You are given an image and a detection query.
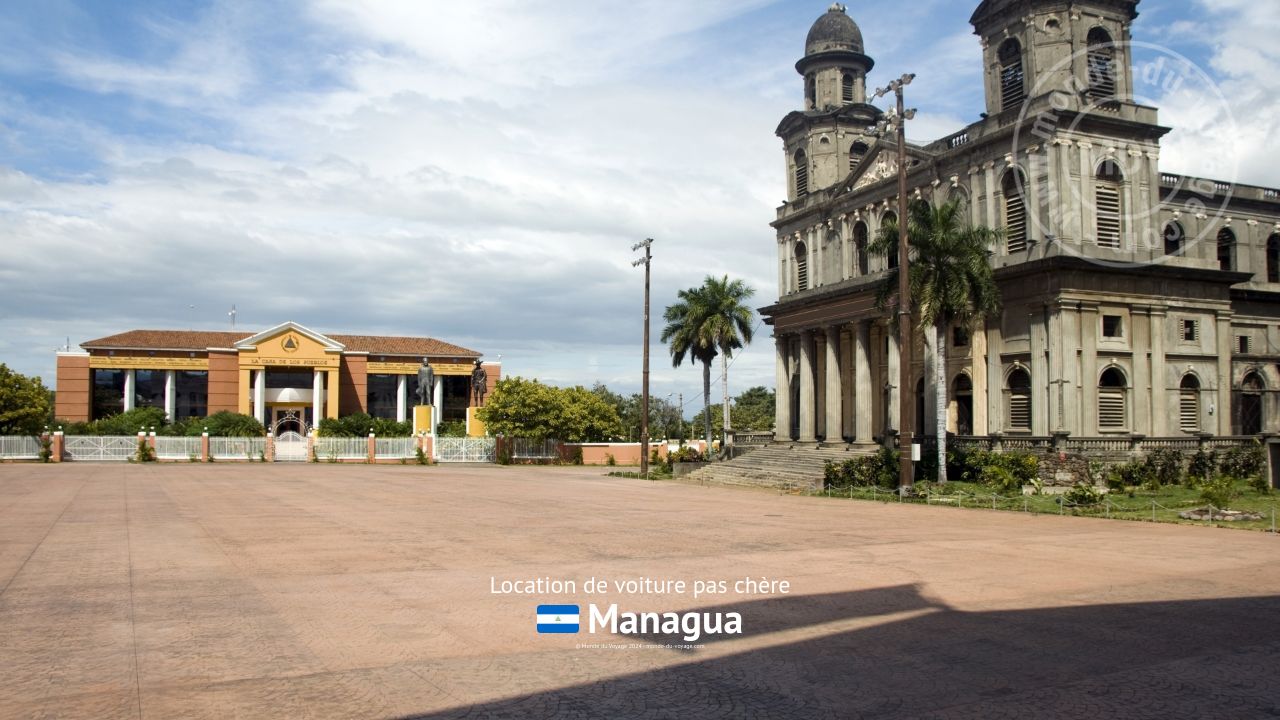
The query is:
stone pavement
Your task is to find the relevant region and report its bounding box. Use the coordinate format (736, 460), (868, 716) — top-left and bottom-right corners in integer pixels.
(0, 463), (1278, 719)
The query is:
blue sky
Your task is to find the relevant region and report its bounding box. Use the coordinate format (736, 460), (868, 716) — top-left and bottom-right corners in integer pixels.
(2, 0), (1277, 417)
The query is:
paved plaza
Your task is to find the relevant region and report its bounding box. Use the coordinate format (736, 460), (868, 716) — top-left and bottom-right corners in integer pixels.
(1, 463), (1278, 719)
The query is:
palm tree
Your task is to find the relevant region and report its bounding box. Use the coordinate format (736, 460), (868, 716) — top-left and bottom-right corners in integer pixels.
(870, 199), (1001, 483)
(661, 276), (755, 450)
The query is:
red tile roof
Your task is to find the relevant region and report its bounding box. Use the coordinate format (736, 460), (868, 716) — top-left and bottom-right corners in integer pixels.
(80, 329), (481, 358)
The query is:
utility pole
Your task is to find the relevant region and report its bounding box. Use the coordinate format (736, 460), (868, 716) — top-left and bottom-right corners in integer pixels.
(874, 73), (917, 493)
(632, 239), (654, 477)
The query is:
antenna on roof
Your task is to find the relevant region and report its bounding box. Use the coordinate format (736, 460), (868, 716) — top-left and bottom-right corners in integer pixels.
(229, 304), (237, 329)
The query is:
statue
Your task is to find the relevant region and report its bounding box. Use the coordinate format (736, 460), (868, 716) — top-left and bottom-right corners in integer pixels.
(471, 360), (488, 406)
(416, 359), (435, 406)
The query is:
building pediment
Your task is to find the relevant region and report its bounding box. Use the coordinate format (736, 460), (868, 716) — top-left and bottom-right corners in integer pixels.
(840, 141), (935, 194)
(233, 321), (345, 353)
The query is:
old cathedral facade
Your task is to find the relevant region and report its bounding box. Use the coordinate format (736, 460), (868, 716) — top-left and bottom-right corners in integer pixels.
(763, 1), (1279, 445)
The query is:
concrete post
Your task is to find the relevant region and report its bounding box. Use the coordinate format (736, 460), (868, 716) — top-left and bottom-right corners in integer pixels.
(253, 370), (266, 427)
(52, 431), (63, 463)
(396, 374), (408, 423)
(164, 370), (176, 420)
(312, 370), (325, 428)
(123, 369), (136, 412)
(368, 433), (377, 463)
(201, 432), (209, 462)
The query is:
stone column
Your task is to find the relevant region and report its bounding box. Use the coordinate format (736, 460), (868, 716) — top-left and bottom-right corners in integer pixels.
(1216, 312), (1233, 435)
(1131, 306), (1151, 435)
(854, 321), (873, 443)
(1079, 142), (1095, 244)
(778, 238), (788, 296)
(986, 320), (1003, 433)
(164, 370), (176, 420)
(1047, 304), (1064, 433)
(253, 369), (266, 426)
(1149, 308), (1167, 435)
(983, 161), (997, 230)
(123, 369), (136, 412)
(1080, 303), (1099, 435)
(775, 337), (792, 440)
(798, 331), (817, 442)
(433, 375), (444, 432)
(886, 329), (900, 433)
(396, 374), (408, 423)
(922, 324), (938, 436)
(313, 370), (325, 427)
(824, 326), (843, 442)
(1030, 308), (1049, 435)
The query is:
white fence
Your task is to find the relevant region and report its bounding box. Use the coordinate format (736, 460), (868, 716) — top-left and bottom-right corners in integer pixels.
(511, 438), (559, 460)
(315, 437), (369, 460)
(437, 437), (496, 463)
(65, 435), (136, 462)
(0, 436), (41, 459)
(375, 437), (416, 459)
(156, 436), (202, 460)
(210, 437), (267, 461)
(274, 432), (309, 462)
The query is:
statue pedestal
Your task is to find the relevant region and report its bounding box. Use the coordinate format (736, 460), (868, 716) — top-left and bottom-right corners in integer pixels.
(413, 406), (434, 436)
(467, 407), (486, 438)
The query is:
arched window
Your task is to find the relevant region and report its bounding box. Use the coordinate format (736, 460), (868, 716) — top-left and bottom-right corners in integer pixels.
(1007, 368), (1031, 432)
(794, 241), (809, 291)
(849, 141), (868, 174)
(1217, 227), (1235, 271)
(1086, 27), (1117, 100)
(794, 149), (809, 196)
(1096, 159), (1123, 249)
(1098, 367), (1127, 430)
(1002, 169), (1028, 253)
(1164, 221), (1184, 256)
(1238, 373), (1265, 435)
(953, 374), (974, 436)
(853, 221), (869, 276)
(805, 75), (816, 110)
(1267, 234), (1280, 283)
(998, 39), (1026, 110)
(842, 73), (855, 104)
(1179, 375), (1200, 433)
(882, 211), (899, 269)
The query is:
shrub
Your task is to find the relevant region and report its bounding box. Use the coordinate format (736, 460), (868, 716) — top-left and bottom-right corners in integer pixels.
(1219, 443), (1265, 483)
(62, 407), (168, 436)
(436, 420), (467, 438)
(825, 448), (899, 489)
(605, 453), (616, 467)
(202, 411), (266, 437)
(1188, 449), (1217, 485)
(1109, 459), (1156, 491)
(1145, 448), (1185, 487)
(669, 446), (704, 464)
(1248, 474), (1271, 495)
(39, 435), (53, 463)
(317, 413), (410, 438)
(415, 446), (431, 465)
(133, 436), (156, 463)
(957, 450), (1039, 492)
(1199, 474), (1238, 509)
(1064, 481), (1103, 507)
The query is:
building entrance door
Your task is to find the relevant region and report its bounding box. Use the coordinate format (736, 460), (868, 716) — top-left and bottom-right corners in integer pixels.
(272, 407), (310, 435)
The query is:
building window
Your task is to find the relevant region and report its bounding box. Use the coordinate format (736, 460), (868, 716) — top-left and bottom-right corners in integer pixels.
(1086, 27), (1117, 100)
(998, 38), (1026, 110)
(91, 368), (126, 420)
(805, 75), (816, 110)
(1002, 169), (1028, 253)
(367, 374), (398, 419)
(1181, 319), (1199, 342)
(953, 326), (970, 347)
(882, 212), (899, 269)
(1164, 221), (1184, 256)
(1101, 314), (1123, 338)
(853, 221), (869, 276)
(1007, 368), (1031, 432)
(953, 375), (974, 436)
(849, 141), (868, 173)
(1237, 335), (1252, 354)
(1217, 227), (1235, 271)
(1098, 367), (1127, 430)
(1267, 234), (1280, 283)
(842, 73), (855, 104)
(794, 149), (809, 196)
(1095, 160), (1123, 249)
(175, 371), (208, 420)
(1238, 373), (1265, 435)
(794, 241), (809, 291)
(1179, 375), (1200, 433)
(134, 370), (164, 411)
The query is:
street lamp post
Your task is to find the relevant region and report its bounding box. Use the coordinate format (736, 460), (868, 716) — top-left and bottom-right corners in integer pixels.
(632, 239), (654, 477)
(874, 73), (916, 493)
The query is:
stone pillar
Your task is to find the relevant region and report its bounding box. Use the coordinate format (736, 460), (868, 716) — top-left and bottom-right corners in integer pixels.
(798, 331), (817, 442)
(368, 433), (377, 463)
(51, 431), (64, 463)
(775, 336), (792, 440)
(1150, 308), (1167, 435)
(1079, 142), (1095, 244)
(200, 432), (210, 462)
(396, 374), (408, 423)
(253, 369), (266, 426)
(1080, 303), (1099, 435)
(983, 161), (997, 230)
(824, 326), (843, 442)
(854, 321), (873, 443)
(886, 329), (900, 433)
(1216, 312), (1233, 435)
(313, 370), (325, 428)
(1030, 308), (1048, 435)
(164, 370), (176, 420)
(326, 369), (339, 422)
(1047, 304), (1064, 433)
(123, 369), (136, 412)
(986, 319), (1003, 433)
(1131, 306), (1151, 435)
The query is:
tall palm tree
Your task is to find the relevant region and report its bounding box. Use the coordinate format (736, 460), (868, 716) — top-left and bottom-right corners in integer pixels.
(870, 199), (1001, 483)
(662, 276), (755, 450)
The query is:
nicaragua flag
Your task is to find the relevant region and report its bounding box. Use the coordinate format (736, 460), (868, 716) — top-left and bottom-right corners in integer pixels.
(536, 604), (580, 634)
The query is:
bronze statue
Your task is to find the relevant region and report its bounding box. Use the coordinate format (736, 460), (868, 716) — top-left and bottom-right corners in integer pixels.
(471, 360), (487, 405)
(416, 359), (435, 406)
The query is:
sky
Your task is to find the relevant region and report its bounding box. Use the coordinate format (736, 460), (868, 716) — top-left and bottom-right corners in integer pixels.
(2, 0), (1278, 418)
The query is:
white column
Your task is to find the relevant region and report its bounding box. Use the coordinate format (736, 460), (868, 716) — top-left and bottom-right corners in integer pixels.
(887, 331), (901, 434)
(775, 337), (791, 439)
(433, 376), (443, 432)
(123, 369), (136, 412)
(855, 321), (873, 443)
(824, 326), (843, 442)
(164, 370), (176, 420)
(396, 374), (408, 423)
(312, 370), (325, 425)
(798, 331), (817, 442)
(253, 369), (266, 426)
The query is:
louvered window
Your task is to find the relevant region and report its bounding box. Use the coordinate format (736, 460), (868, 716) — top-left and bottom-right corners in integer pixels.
(1086, 29), (1117, 100)
(1181, 319), (1199, 342)
(999, 40), (1026, 111)
(1007, 369), (1031, 432)
(1096, 160), (1123, 249)
(1237, 335), (1252, 354)
(1217, 228), (1235, 271)
(1003, 171), (1028, 253)
(1267, 234), (1279, 282)
(795, 242), (809, 291)
(794, 150), (809, 196)
(1098, 368), (1127, 430)
(1179, 376), (1200, 433)
(842, 73), (855, 104)
(849, 141), (868, 174)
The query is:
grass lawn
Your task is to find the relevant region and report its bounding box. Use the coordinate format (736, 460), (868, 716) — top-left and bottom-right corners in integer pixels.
(814, 479), (1280, 532)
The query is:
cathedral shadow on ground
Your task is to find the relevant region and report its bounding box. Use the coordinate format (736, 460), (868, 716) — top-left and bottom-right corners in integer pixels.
(398, 585), (1280, 719)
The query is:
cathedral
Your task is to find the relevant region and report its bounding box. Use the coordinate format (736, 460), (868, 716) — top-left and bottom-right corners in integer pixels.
(762, 1), (1279, 445)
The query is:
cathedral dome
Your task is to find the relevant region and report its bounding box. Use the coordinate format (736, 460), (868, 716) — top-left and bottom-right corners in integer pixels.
(805, 4), (865, 56)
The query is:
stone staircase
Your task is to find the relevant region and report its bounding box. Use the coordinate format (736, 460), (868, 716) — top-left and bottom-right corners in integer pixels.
(684, 442), (880, 492)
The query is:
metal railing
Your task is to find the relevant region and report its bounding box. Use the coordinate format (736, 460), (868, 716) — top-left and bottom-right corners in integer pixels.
(64, 435), (136, 461)
(156, 436), (202, 460)
(375, 437), (416, 459)
(209, 437), (266, 461)
(510, 438), (559, 460)
(438, 437), (497, 463)
(0, 436), (41, 459)
(314, 437), (369, 460)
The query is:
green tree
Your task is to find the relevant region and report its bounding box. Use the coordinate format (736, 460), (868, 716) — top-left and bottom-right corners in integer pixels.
(479, 377), (622, 442)
(871, 199), (1001, 483)
(731, 386), (775, 431)
(0, 364), (52, 435)
(662, 275), (755, 449)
